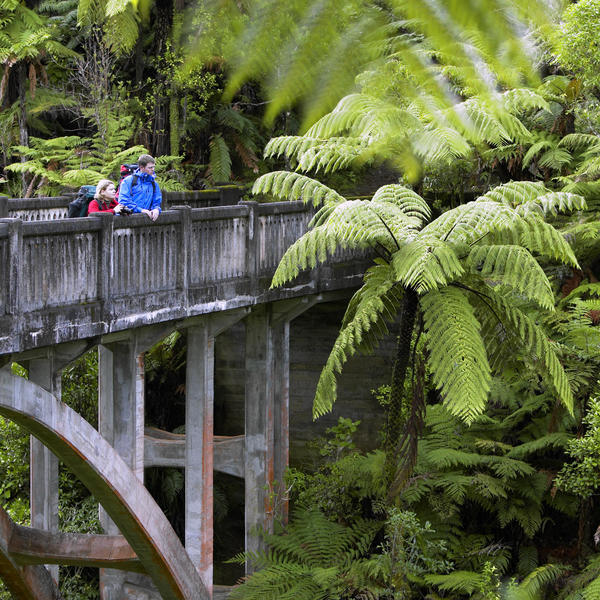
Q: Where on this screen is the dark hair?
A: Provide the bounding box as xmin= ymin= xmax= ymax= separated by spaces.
xmin=138 ymin=154 xmax=155 ymax=167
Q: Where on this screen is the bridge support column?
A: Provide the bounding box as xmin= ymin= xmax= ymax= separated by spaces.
xmin=244 ymin=305 xmax=275 ymax=566
xmin=244 ymin=298 xmax=322 ymax=571
xmin=25 ymin=342 xmax=89 ymax=585
xmin=98 ymin=325 xmax=174 ymax=599
xmin=182 ymin=309 xmax=248 ymax=596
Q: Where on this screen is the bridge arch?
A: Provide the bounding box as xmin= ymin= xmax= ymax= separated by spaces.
xmin=0 ymin=369 xmax=207 ymax=600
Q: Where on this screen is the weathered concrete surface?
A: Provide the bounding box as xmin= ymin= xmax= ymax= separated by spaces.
xmin=9 ymin=526 xmax=143 ymax=572
xmin=0 ymin=505 xmax=62 ymax=600
xmin=0 ymin=370 xmax=208 ymax=600
xmin=215 ymin=300 xmax=392 ymax=466
xmin=0 ymin=202 xmax=366 ymax=358
xmin=144 ymin=428 xmax=245 ymax=477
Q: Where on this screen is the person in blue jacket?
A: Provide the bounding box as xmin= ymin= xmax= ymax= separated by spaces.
xmin=118 ymin=154 xmax=162 ymax=221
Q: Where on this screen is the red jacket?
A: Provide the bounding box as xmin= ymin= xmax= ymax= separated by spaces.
xmin=88 ymin=198 xmax=118 ymax=215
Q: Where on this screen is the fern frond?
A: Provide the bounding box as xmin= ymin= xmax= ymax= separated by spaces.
xmin=506 ymin=433 xmax=572 ymax=459
xmin=425 ymin=570 xmax=486 ymax=594
xmin=478 ymin=180 xmax=547 ymax=207
xmin=371 ymin=184 xmax=431 ymax=226
xmin=313 ymin=268 xmax=403 ymax=418
xmin=412 ymin=126 xmax=471 ymax=162
xmin=421 ymin=287 xmax=491 ymax=423
xmin=485 ymin=294 xmax=574 ymax=413
xmin=502 ymin=88 xmax=550 ymax=114
xmin=517 ymin=211 xmax=579 ymax=267
xmin=208 ymin=133 xmax=232 ymax=183
xmin=517 ymin=563 xmax=568 ymax=598
xmin=522 ymin=137 xmax=556 ymax=168
xmin=523 ymin=191 xmax=586 ymax=216
xmin=392 ymin=236 xmax=464 ymax=293
xmin=559 ymin=133 xmax=600 ymax=151
xmin=467 ymin=245 xmax=554 ymax=310
xmin=252 ymin=171 xmax=345 ymax=207
xmin=271 ymin=225 xmax=338 ymax=287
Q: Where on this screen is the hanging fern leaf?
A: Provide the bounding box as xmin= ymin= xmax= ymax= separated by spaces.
xmin=486 ymin=294 xmax=574 ymax=413
xmin=252 ymin=171 xmax=345 ymax=206
xmin=466 ymin=245 xmax=555 ymax=310
xmin=208 ymin=133 xmax=232 ymax=183
xmin=312 ymin=265 xmax=404 ymax=418
xmin=421 ymin=286 xmax=491 ymax=423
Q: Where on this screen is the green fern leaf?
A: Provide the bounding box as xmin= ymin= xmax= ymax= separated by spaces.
xmin=312 ymin=266 xmax=403 ymax=418
xmin=467 ymin=245 xmax=554 ymax=310
xmin=392 ymin=236 xmax=464 ymax=293
xmin=252 ymin=171 xmax=345 ymax=207
xmin=209 ymin=133 xmax=232 ymax=183
xmin=421 ymin=287 xmax=491 ymax=423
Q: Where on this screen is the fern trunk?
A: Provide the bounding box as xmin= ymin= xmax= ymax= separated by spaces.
xmin=17 ymin=62 xmax=28 ymax=196
xmin=384 ymin=288 xmax=418 ymax=457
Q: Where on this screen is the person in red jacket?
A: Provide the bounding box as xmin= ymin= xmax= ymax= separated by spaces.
xmin=87 ymin=179 xmax=125 ymax=215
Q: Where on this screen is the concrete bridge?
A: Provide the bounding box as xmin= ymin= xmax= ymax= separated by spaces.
xmin=0 ymin=194 xmax=370 ymax=599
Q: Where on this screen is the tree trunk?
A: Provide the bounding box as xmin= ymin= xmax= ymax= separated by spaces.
xmin=151 ymin=0 xmax=172 ymax=156
xmin=17 ymin=62 xmax=29 ymax=196
xmin=384 ymin=288 xmax=419 ymax=455
xmin=169 ymin=0 xmax=184 ymax=156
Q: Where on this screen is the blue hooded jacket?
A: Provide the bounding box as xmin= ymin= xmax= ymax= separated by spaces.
xmin=118 ymin=169 xmax=162 ymax=214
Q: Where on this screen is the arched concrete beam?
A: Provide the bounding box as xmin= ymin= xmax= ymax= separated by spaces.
xmin=0 ymin=505 xmax=61 ymax=600
xmin=0 ymin=370 xmax=208 ymax=600
xmin=10 ymin=526 xmax=143 ymax=573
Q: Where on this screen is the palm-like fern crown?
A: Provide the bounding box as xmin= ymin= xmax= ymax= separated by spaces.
xmin=259 ymin=86 xmax=550 ymax=182
xmin=255 ymin=174 xmax=585 ymax=424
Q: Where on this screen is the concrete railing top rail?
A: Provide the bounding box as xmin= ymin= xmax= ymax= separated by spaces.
xmin=0 ymin=201 xmax=364 ymax=357
xmin=0 ymin=186 xmax=248 ymax=221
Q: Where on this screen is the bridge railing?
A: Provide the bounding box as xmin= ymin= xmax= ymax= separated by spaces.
xmin=1 ymin=201 xmax=361 ymax=355
xmin=0 ymin=188 xmax=247 ymax=222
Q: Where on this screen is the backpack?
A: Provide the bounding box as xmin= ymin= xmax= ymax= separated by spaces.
xmin=67 ymin=185 xmax=96 ymax=218
xmin=115 ymin=163 xmax=155 ymax=200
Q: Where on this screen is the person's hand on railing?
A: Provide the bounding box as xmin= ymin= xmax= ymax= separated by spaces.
xmin=141 ymin=208 xmax=159 ymax=221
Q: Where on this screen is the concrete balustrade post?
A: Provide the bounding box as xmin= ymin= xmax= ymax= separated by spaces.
xmin=0 ymin=198 xmax=8 ymax=219
xmin=90 ymin=212 xmax=114 ymax=317
xmin=243 ymin=202 xmax=259 ymax=288
xmin=172 ymin=205 xmax=192 ymax=293
xmin=1 ymin=218 xmax=22 ymax=317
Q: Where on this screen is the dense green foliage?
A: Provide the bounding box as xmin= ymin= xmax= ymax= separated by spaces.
xmin=5 ymin=0 xmax=600 ymax=598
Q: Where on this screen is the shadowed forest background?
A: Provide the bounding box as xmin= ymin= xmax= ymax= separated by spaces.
xmin=5 ymin=0 xmax=600 ymax=598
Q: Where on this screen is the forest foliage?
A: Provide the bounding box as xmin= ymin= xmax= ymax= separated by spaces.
xmin=4 ymin=0 xmax=600 ymax=599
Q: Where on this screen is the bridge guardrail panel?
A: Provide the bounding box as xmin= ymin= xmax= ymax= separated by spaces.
xmin=112 ymin=214 xmax=180 ymax=296
xmin=21 ymin=219 xmax=100 ymax=311
xmin=7 ymin=197 xmax=71 ymax=222
xmin=190 ymin=206 xmax=249 ymax=284
xmin=257 ymin=202 xmax=312 ymax=274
